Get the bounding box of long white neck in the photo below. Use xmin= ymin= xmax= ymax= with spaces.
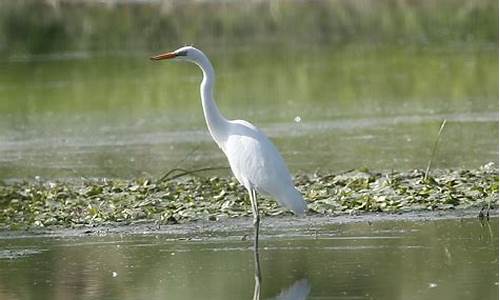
xmin=195 ymin=55 xmax=228 ymax=145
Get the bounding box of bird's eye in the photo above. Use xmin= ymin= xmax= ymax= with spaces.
xmin=177 ymin=50 xmax=188 ymax=56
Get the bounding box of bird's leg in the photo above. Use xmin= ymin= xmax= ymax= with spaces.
xmin=249 ymin=188 xmax=260 ymax=251
xmin=253 ymin=246 xmax=261 ymax=300
xmin=249 ymin=188 xmax=262 ymax=284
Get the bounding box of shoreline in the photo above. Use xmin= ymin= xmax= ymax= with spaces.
xmin=0 ymin=208 xmax=496 ymax=240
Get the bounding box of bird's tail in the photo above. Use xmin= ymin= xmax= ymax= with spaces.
xmin=277 ymin=187 xmax=307 ymax=216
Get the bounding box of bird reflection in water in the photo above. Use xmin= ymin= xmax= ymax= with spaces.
xmin=252 ymin=245 xmax=310 ymax=300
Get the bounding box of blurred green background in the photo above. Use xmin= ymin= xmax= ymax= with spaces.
xmin=0 ymin=0 xmax=498 ymax=179
xmin=0 ymin=0 xmax=497 ymax=55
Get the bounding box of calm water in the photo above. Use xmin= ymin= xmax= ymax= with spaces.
xmin=0 ymin=217 xmax=497 ymax=300
xmin=0 ymin=46 xmax=497 ymax=180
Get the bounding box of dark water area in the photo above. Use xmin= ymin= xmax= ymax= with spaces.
xmin=0 ymin=217 xmax=497 ymax=300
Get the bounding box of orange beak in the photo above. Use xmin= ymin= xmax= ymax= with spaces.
xmin=150 ymin=51 xmax=176 ymax=61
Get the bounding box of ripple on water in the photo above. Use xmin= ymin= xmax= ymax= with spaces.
xmin=0 ymin=248 xmax=46 ymax=260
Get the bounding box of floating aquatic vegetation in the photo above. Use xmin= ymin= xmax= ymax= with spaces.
xmin=0 ymin=163 xmax=497 ymax=230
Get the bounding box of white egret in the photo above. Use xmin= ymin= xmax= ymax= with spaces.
xmin=150 ymin=46 xmax=307 ymax=248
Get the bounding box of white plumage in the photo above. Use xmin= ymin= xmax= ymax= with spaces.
xmin=223 ymin=119 xmax=306 ymax=215
xmin=151 ymin=46 xmax=307 ymax=243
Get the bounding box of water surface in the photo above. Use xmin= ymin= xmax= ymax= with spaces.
xmin=0 ymin=47 xmax=497 ymax=180
xmin=0 ymin=217 xmax=497 ymax=299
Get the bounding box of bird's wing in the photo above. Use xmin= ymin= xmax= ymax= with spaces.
xmin=222 ymin=120 xmax=306 ymax=215
xmin=223 ymin=119 xmax=291 ymax=188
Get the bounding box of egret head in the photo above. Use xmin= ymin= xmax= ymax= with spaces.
xmin=150 ymin=46 xmax=204 ymax=64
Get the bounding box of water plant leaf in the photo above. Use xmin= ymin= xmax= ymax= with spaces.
xmin=0 ymin=164 xmax=497 ymax=229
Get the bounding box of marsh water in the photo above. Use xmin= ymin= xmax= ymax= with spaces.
xmin=0 ymin=216 xmax=497 ymax=300
xmin=0 ymin=46 xmax=498 ymax=180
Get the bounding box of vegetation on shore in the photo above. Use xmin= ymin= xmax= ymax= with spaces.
xmin=0 ymin=163 xmax=497 ymax=230
xmin=0 ymin=0 xmax=497 ymax=57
